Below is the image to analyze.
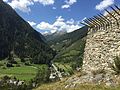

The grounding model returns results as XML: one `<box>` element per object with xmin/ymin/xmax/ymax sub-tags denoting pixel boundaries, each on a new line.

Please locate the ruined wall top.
<box><xmin>82</xmin><ymin>6</ymin><xmax>120</xmax><ymax>74</ymax></box>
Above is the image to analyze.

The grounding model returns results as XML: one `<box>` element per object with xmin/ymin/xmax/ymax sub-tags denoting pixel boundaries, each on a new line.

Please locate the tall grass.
<box><xmin>111</xmin><ymin>56</ymin><xmax>120</xmax><ymax>74</ymax></box>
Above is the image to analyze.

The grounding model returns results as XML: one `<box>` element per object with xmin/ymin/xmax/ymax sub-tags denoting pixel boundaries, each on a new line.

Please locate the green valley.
<box><xmin>45</xmin><ymin>26</ymin><xmax>88</xmax><ymax>73</ymax></box>
<box><xmin>1</xmin><ymin>0</ymin><xmax>120</xmax><ymax>90</ymax></box>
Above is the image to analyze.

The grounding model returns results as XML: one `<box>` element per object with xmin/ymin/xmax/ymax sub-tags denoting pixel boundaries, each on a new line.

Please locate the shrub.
<box><xmin>21</xmin><ymin>58</ymin><xmax>25</xmax><ymax>62</ymax></box>
<box><xmin>8</xmin><ymin>60</ymin><xmax>17</xmax><ymax>64</ymax></box>
<box><xmin>24</xmin><ymin>61</ymin><xmax>31</xmax><ymax>66</ymax></box>
<box><xmin>3</xmin><ymin>75</ymin><xmax>11</xmax><ymax>81</ymax></box>
<box><xmin>0</xmin><ymin>63</ymin><xmax>4</xmax><ymax>67</ymax></box>
<box><xmin>6</xmin><ymin>63</ymin><xmax>14</xmax><ymax>67</ymax></box>
<box><xmin>16</xmin><ymin>64</ymin><xmax>21</xmax><ymax>67</ymax></box>
<box><xmin>34</xmin><ymin>65</ymin><xmax>50</xmax><ymax>84</ymax></box>
<box><xmin>2</xmin><ymin>66</ymin><xmax>7</xmax><ymax>69</ymax></box>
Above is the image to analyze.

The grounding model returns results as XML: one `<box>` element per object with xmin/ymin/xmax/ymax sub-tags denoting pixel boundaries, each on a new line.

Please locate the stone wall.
<box><xmin>83</xmin><ymin>11</ymin><xmax>120</xmax><ymax>74</ymax></box>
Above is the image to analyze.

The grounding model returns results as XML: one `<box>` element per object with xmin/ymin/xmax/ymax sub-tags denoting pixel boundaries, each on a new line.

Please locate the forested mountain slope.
<box><xmin>0</xmin><ymin>1</ymin><xmax>55</xmax><ymax>64</ymax></box>
<box><xmin>45</xmin><ymin>26</ymin><xmax>88</xmax><ymax>69</ymax></box>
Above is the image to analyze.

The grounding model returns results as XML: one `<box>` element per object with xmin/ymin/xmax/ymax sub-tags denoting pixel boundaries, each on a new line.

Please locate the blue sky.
<box><xmin>3</xmin><ymin>0</ymin><xmax>120</xmax><ymax>34</ymax></box>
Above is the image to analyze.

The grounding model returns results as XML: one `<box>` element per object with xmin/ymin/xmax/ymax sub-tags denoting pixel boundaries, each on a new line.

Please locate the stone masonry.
<box><xmin>83</xmin><ymin>10</ymin><xmax>120</xmax><ymax>74</ymax></box>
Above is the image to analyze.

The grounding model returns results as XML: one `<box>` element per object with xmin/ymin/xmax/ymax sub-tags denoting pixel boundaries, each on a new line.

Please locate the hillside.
<box><xmin>45</xmin><ymin>26</ymin><xmax>88</xmax><ymax>72</ymax></box>
<box><xmin>0</xmin><ymin>1</ymin><xmax>55</xmax><ymax>64</ymax></box>
<box><xmin>45</xmin><ymin>30</ymin><xmax>67</xmax><ymax>42</ymax></box>
<box><xmin>34</xmin><ymin>75</ymin><xmax>120</xmax><ymax>90</ymax></box>
<box><xmin>46</xmin><ymin>26</ymin><xmax>88</xmax><ymax>51</ymax></box>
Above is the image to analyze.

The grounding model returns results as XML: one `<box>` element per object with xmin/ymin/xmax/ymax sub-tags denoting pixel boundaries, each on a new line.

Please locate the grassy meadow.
<box><xmin>0</xmin><ymin>66</ymin><xmax>37</xmax><ymax>81</ymax></box>
<box><xmin>0</xmin><ymin>59</ymin><xmax>49</xmax><ymax>81</ymax></box>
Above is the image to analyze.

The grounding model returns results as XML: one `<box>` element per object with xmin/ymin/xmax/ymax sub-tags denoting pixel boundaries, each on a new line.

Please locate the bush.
<box><xmin>34</xmin><ymin>65</ymin><xmax>50</xmax><ymax>84</ymax></box>
<box><xmin>0</xmin><ymin>63</ymin><xmax>4</xmax><ymax>67</ymax></box>
<box><xmin>6</xmin><ymin>63</ymin><xmax>14</xmax><ymax>67</ymax></box>
<box><xmin>3</xmin><ymin>75</ymin><xmax>11</xmax><ymax>80</ymax></box>
<box><xmin>16</xmin><ymin>64</ymin><xmax>21</xmax><ymax>67</ymax></box>
<box><xmin>2</xmin><ymin>66</ymin><xmax>7</xmax><ymax>69</ymax></box>
<box><xmin>24</xmin><ymin>61</ymin><xmax>31</xmax><ymax>66</ymax></box>
<box><xmin>8</xmin><ymin>60</ymin><xmax>17</xmax><ymax>64</ymax></box>
<box><xmin>21</xmin><ymin>58</ymin><xmax>25</xmax><ymax>62</ymax></box>
<box><xmin>70</xmin><ymin>63</ymin><xmax>77</xmax><ymax>70</ymax></box>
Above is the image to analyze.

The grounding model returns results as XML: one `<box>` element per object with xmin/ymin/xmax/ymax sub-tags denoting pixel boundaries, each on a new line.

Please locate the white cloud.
<box><xmin>80</xmin><ymin>17</ymin><xmax>87</xmax><ymax>23</ymax></box>
<box><xmin>8</xmin><ymin>0</ymin><xmax>34</xmax><ymax>13</ymax></box>
<box><xmin>95</xmin><ymin>0</ymin><xmax>114</xmax><ymax>11</ymax></box>
<box><xmin>81</xmin><ymin>17</ymin><xmax>87</xmax><ymax>21</ymax></box>
<box><xmin>66</xmin><ymin>19</ymin><xmax>74</xmax><ymax>24</ymax></box>
<box><xmin>62</xmin><ymin>0</ymin><xmax>77</xmax><ymax>9</ymax></box>
<box><xmin>3</xmin><ymin>0</ymin><xmax>8</xmax><ymax>2</ymax></box>
<box><xmin>62</xmin><ymin>5</ymin><xmax>70</xmax><ymax>9</ymax></box>
<box><xmin>36</xmin><ymin>22</ymin><xmax>57</xmax><ymax>33</ymax></box>
<box><xmin>103</xmin><ymin>11</ymin><xmax>109</xmax><ymax>16</ymax></box>
<box><xmin>28</xmin><ymin>21</ymin><xmax>37</xmax><ymax>26</ymax></box>
<box><xmin>36</xmin><ymin>16</ymin><xmax>81</xmax><ymax>33</ymax></box>
<box><xmin>52</xmin><ymin>7</ymin><xmax>56</xmax><ymax>10</ymax></box>
<box><xmin>66</xmin><ymin>24</ymin><xmax>80</xmax><ymax>32</ymax></box>
<box><xmin>53</xmin><ymin>16</ymin><xmax>66</xmax><ymax>27</ymax></box>
<box><xmin>42</xmin><ymin>31</ymin><xmax>49</xmax><ymax>34</ymax></box>
<box><xmin>51</xmin><ymin>30</ymin><xmax>57</xmax><ymax>33</ymax></box>
<box><xmin>33</xmin><ymin>0</ymin><xmax>54</xmax><ymax>6</ymax></box>
<box><xmin>5</xmin><ymin>0</ymin><xmax>55</xmax><ymax>13</ymax></box>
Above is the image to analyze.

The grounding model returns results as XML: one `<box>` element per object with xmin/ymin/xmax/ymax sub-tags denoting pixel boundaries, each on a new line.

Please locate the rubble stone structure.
<box><xmin>83</xmin><ymin>10</ymin><xmax>120</xmax><ymax>74</ymax></box>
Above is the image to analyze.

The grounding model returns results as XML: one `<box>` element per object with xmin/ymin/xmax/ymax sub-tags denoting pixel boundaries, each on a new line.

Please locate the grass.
<box><xmin>55</xmin><ymin>63</ymin><xmax>74</xmax><ymax>75</ymax></box>
<box><xmin>34</xmin><ymin>79</ymin><xmax>120</xmax><ymax>90</ymax></box>
<box><xmin>0</xmin><ymin>58</ymin><xmax>50</xmax><ymax>82</ymax></box>
<box><xmin>63</xmin><ymin>50</ymin><xmax>80</xmax><ymax>57</ymax></box>
<box><xmin>0</xmin><ymin>66</ymin><xmax>37</xmax><ymax>81</ymax></box>
<box><xmin>33</xmin><ymin>71</ymin><xmax>120</xmax><ymax>90</ymax></box>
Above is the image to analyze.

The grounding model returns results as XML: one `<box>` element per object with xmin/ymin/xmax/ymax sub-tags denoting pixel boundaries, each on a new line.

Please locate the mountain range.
<box><xmin>0</xmin><ymin>1</ymin><xmax>55</xmax><ymax>64</ymax></box>
<box><xmin>45</xmin><ymin>26</ymin><xmax>88</xmax><ymax>69</ymax></box>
